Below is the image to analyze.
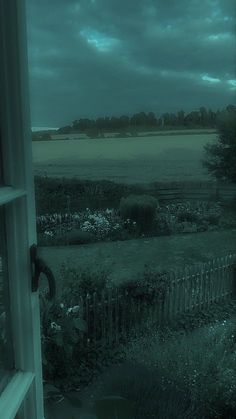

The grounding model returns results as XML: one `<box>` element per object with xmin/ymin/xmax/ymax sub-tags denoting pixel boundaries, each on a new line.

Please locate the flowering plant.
<box><xmin>40</xmin><ymin>291</ymin><xmax>87</xmax><ymax>383</ymax></box>
<box><xmin>37</xmin><ymin>208</ymin><xmax>125</xmax><ymax>242</ymax></box>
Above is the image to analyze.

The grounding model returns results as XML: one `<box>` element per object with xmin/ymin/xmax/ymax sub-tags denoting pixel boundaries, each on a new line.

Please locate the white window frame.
<box><xmin>0</xmin><ymin>1</ymin><xmax>45</xmax><ymax>418</ymax></box>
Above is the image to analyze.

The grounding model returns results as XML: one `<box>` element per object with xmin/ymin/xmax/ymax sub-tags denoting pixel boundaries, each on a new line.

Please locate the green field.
<box><xmin>32</xmin><ymin>131</ymin><xmax>217</xmax><ymax>183</ymax></box>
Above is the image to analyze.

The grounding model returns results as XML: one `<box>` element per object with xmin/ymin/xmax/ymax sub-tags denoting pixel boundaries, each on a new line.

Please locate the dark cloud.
<box><xmin>26</xmin><ymin>0</ymin><xmax>236</xmax><ymax>126</ymax></box>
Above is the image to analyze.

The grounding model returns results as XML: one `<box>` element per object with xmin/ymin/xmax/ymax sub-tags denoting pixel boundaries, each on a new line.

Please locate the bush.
<box><xmin>117</xmin><ymin>265</ymin><xmax>170</xmax><ymax>306</ymax></box>
<box><xmin>34</xmin><ymin>176</ymin><xmax>143</xmax><ymax>214</ymax></box>
<box><xmin>119</xmin><ymin>194</ymin><xmax>159</xmax><ymax>233</ymax></box>
<box><xmin>40</xmin><ymin>292</ymin><xmax>87</xmax><ymax>386</ymax></box>
<box><xmin>60</xmin><ymin>263</ymin><xmax>111</xmax><ymax>303</ymax></box>
<box><xmin>203</xmin><ymin>106</ymin><xmax>236</xmax><ymax>183</ymax></box>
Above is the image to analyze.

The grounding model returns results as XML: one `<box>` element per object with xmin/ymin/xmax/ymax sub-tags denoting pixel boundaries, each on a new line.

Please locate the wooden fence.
<box><xmin>79</xmin><ymin>254</ymin><xmax>236</xmax><ymax>348</ymax></box>
<box><xmin>142</xmin><ymin>181</ymin><xmax>236</xmax><ymax>203</ymax></box>
<box><xmin>37</xmin><ymin>179</ymin><xmax>236</xmax><ymax>214</ymax></box>
<box><xmin>70</xmin><ymin>180</ymin><xmax>236</xmax><ymax>210</ymax></box>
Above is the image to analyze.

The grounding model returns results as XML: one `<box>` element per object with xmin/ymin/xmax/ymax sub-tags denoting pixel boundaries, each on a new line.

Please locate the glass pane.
<box><xmin>0</xmin><ymin>206</ymin><xmax>15</xmax><ymax>394</ymax></box>
<box><xmin>26</xmin><ymin>1</ymin><xmax>236</xmax><ymax>417</ymax></box>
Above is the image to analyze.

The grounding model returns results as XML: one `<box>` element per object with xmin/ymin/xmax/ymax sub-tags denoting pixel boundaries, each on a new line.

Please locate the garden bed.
<box><xmin>37</xmin><ymin>200</ymin><xmax>236</xmax><ymax>247</ymax></box>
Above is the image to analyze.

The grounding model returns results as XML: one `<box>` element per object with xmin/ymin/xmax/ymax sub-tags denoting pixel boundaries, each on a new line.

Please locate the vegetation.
<box><xmin>119</xmin><ymin>194</ymin><xmax>159</xmax><ymax>233</ymax></box>
<box><xmin>41</xmin><ymin>263</ymin><xmax>236</xmax><ymax>418</ymax></box>
<box><xmin>203</xmin><ymin>105</ymin><xmax>236</xmax><ymax>183</ymax></box>
<box><xmin>35</xmin><ymin>199</ymin><xmax>235</xmax><ymax>247</ymax></box>
<box><xmin>78</xmin><ymin>308</ymin><xmax>236</xmax><ymax>418</ymax></box>
<box><xmin>34</xmin><ymin>176</ymin><xmax>140</xmax><ymax>215</ymax></box>
<box><xmin>56</xmin><ymin>106</ymin><xmax>223</xmax><ymax>135</ymax></box>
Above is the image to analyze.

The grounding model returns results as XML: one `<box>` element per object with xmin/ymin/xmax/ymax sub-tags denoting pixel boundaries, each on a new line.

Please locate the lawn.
<box><xmin>32</xmin><ymin>131</ymin><xmax>217</xmax><ymax>183</ymax></box>
<box><xmin>39</xmin><ymin>229</ymin><xmax>236</xmax><ymax>287</ymax></box>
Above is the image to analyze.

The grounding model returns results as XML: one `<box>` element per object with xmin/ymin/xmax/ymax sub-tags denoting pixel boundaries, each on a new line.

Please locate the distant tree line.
<box><xmin>57</xmin><ymin>106</ymin><xmax>235</xmax><ymax>135</ymax></box>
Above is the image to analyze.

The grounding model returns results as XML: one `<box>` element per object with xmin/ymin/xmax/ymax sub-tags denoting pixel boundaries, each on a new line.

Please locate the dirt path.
<box><xmin>39</xmin><ymin>229</ymin><xmax>236</xmax><ymax>287</ymax></box>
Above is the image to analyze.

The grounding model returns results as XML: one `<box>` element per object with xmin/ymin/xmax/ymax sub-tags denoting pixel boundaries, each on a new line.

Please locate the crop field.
<box><xmin>32</xmin><ymin>131</ymin><xmax>217</xmax><ymax>183</ymax></box>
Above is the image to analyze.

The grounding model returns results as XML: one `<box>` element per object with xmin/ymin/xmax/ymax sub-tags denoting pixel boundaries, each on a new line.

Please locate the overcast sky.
<box><xmin>26</xmin><ymin>0</ymin><xmax>236</xmax><ymax>127</ymax></box>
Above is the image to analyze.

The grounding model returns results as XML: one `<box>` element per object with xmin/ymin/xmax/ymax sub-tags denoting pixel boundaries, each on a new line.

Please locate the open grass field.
<box><xmin>39</xmin><ymin>229</ymin><xmax>236</xmax><ymax>287</ymax></box>
<box><xmin>32</xmin><ymin>131</ymin><xmax>217</xmax><ymax>183</ymax></box>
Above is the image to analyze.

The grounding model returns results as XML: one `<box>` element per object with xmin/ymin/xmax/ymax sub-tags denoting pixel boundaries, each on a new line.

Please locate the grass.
<box><xmin>39</xmin><ymin>229</ymin><xmax>236</xmax><ymax>286</ymax></box>
<box><xmin>33</xmin><ymin>131</ymin><xmax>217</xmax><ymax>183</ymax></box>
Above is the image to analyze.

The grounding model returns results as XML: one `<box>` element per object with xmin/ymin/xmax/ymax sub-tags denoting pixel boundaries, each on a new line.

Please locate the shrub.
<box><xmin>119</xmin><ymin>194</ymin><xmax>159</xmax><ymax>233</ymax></box>
<box><xmin>117</xmin><ymin>265</ymin><xmax>170</xmax><ymax>305</ymax></box>
<box><xmin>40</xmin><ymin>291</ymin><xmax>87</xmax><ymax>386</ymax></box>
<box><xmin>177</xmin><ymin>210</ymin><xmax>200</xmax><ymax>223</ymax></box>
<box><xmin>60</xmin><ymin>263</ymin><xmax>111</xmax><ymax>303</ymax></box>
<box><xmin>202</xmin><ymin>106</ymin><xmax>236</xmax><ymax>183</ymax></box>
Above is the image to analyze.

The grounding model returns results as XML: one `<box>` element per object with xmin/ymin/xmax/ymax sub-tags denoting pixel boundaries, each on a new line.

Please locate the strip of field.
<box><xmin>33</xmin><ymin>132</ymin><xmax>217</xmax><ymax>183</ymax></box>
<box><xmin>39</xmin><ymin>229</ymin><xmax>236</xmax><ymax>289</ymax></box>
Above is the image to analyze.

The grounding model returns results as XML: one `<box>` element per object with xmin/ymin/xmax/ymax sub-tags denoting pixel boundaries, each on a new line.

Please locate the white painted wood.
<box><xmin>0</xmin><ymin>188</ymin><xmax>26</xmax><ymax>205</ymax></box>
<box><xmin>0</xmin><ymin>372</ymin><xmax>34</xmax><ymax>419</ymax></box>
<box><xmin>0</xmin><ymin>0</ymin><xmax>45</xmax><ymax>418</ymax></box>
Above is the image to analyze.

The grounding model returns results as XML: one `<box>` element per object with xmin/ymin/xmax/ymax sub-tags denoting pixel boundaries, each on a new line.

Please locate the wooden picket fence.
<box><xmin>79</xmin><ymin>254</ymin><xmax>236</xmax><ymax>348</ymax></box>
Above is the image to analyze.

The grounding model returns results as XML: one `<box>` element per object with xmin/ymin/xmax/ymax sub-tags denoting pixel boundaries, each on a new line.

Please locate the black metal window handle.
<box><xmin>30</xmin><ymin>244</ymin><xmax>56</xmax><ymax>300</ymax></box>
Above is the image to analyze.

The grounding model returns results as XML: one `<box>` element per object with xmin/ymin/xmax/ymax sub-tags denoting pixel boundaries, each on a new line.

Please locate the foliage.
<box><xmin>156</xmin><ymin>201</ymin><xmax>222</xmax><ymax>235</ymax></box>
<box><xmin>119</xmin><ymin>194</ymin><xmax>159</xmax><ymax>233</ymax></box>
<box><xmin>59</xmin><ymin>263</ymin><xmax>111</xmax><ymax>303</ymax></box>
<box><xmin>203</xmin><ymin>106</ymin><xmax>236</xmax><ymax>183</ymax></box>
<box><xmin>40</xmin><ymin>291</ymin><xmax>87</xmax><ymax>384</ymax></box>
<box><xmin>117</xmin><ymin>265</ymin><xmax>170</xmax><ymax>305</ymax></box>
<box><xmin>36</xmin><ymin>199</ymin><xmax>230</xmax><ymax>246</ymax></box>
<box><xmin>124</xmin><ymin>317</ymin><xmax>236</xmax><ymax>418</ymax></box>
<box><xmin>40</xmin><ymin>256</ymin><xmax>236</xmax><ymax>415</ymax></box>
<box><xmin>34</xmin><ymin>176</ymin><xmax>142</xmax><ymax>215</ymax></box>
<box><xmin>36</xmin><ymin>207</ymin><xmax>140</xmax><ymax>245</ymax></box>
<box><xmin>60</xmin><ymin>106</ymin><xmax>220</xmax><ymax>133</ymax></box>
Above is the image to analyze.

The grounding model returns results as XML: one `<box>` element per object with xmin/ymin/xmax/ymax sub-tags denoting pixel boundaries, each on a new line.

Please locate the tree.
<box><xmin>202</xmin><ymin>106</ymin><xmax>236</xmax><ymax>183</ymax></box>
<box><xmin>57</xmin><ymin>125</ymin><xmax>72</xmax><ymax>134</ymax></box>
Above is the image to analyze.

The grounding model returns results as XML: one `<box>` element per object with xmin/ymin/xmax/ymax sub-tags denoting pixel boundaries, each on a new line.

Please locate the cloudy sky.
<box><xmin>26</xmin><ymin>0</ymin><xmax>236</xmax><ymax>127</ymax></box>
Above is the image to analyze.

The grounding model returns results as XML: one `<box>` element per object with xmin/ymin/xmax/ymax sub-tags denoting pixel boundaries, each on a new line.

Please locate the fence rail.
<box><xmin>36</xmin><ymin>180</ymin><xmax>236</xmax><ymax>214</ymax></box>
<box><xmin>79</xmin><ymin>254</ymin><xmax>236</xmax><ymax>348</ymax></box>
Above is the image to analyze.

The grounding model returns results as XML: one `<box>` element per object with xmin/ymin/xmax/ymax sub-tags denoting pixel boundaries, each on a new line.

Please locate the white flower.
<box><xmin>66</xmin><ymin>308</ymin><xmax>73</xmax><ymax>315</ymax></box>
<box><xmin>44</xmin><ymin>230</ymin><xmax>54</xmax><ymax>237</ymax></box>
<box><xmin>71</xmin><ymin>305</ymin><xmax>80</xmax><ymax>313</ymax></box>
<box><xmin>105</xmin><ymin>209</ymin><xmax>113</xmax><ymax>215</ymax></box>
<box><xmin>50</xmin><ymin>322</ymin><xmax>61</xmax><ymax>331</ymax></box>
<box><xmin>66</xmin><ymin>305</ymin><xmax>80</xmax><ymax>315</ymax></box>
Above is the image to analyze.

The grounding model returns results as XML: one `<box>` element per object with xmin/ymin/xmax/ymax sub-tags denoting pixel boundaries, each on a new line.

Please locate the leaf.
<box><xmin>53</xmin><ymin>333</ymin><xmax>64</xmax><ymax>347</ymax></box>
<box><xmin>73</xmin><ymin>318</ymin><xmax>87</xmax><ymax>332</ymax></box>
<box><xmin>64</xmin><ymin>343</ymin><xmax>73</xmax><ymax>357</ymax></box>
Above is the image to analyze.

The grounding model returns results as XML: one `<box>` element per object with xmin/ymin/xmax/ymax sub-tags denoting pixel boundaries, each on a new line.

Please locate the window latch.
<box><xmin>30</xmin><ymin>244</ymin><xmax>56</xmax><ymax>300</ymax></box>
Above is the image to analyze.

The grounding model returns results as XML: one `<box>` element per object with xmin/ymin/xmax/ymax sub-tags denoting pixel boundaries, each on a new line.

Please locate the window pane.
<box><xmin>0</xmin><ymin>206</ymin><xmax>15</xmax><ymax>394</ymax></box>
<box><xmin>26</xmin><ymin>1</ymin><xmax>236</xmax><ymax>417</ymax></box>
